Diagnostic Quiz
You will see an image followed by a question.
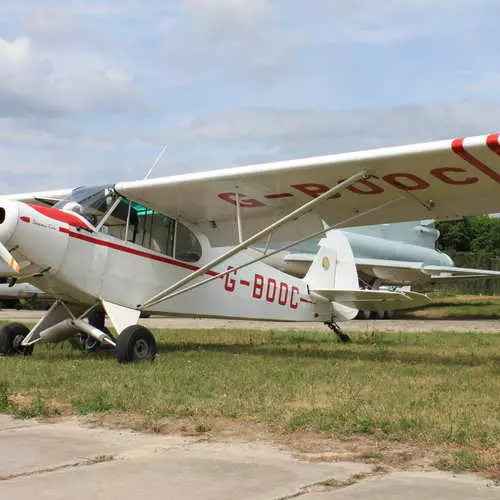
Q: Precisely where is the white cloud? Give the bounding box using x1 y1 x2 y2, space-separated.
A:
0 36 144 118
308 0 484 44
24 5 81 43
180 0 271 40
161 99 500 160
160 0 308 82
1 97 500 194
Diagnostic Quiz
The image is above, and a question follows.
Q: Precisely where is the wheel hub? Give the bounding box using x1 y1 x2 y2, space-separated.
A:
133 339 151 360
12 334 25 352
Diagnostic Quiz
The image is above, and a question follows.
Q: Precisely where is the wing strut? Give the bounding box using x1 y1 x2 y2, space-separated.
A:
139 196 405 306
139 170 369 309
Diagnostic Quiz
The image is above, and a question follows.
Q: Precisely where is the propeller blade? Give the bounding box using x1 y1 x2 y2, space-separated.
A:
0 242 20 273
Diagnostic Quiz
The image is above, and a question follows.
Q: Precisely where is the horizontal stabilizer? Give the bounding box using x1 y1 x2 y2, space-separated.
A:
310 288 430 312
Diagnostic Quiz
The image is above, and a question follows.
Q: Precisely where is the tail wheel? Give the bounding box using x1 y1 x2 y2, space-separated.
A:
0 323 33 356
115 325 156 363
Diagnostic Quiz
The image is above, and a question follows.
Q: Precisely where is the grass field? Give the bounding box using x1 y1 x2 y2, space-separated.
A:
404 294 500 319
1 325 499 478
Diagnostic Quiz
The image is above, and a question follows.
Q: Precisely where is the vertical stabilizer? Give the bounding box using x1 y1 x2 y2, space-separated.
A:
305 230 358 290
304 230 359 320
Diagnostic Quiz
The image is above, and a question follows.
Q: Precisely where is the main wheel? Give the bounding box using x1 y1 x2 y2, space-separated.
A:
0 323 33 356
115 325 156 363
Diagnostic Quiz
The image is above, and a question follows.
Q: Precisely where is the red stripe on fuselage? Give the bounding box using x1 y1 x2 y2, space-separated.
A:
59 227 219 277
27 203 92 230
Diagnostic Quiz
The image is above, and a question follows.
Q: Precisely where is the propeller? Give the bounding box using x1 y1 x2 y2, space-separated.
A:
0 242 20 273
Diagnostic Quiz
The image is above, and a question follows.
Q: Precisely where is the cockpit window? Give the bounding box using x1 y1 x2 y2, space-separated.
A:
128 202 202 262
54 185 117 228
56 187 202 262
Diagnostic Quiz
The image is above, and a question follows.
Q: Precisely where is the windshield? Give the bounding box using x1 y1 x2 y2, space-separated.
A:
54 185 117 227
55 186 202 262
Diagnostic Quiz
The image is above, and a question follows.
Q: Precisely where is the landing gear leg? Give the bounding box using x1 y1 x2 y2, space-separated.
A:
325 321 351 343
83 307 113 352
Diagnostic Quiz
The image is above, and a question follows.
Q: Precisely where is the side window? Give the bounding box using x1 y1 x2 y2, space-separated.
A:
101 199 135 240
134 208 176 257
102 200 202 262
175 222 202 262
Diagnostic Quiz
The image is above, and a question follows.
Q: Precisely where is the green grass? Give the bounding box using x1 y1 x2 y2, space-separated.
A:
0 327 499 475
435 450 486 473
406 295 500 318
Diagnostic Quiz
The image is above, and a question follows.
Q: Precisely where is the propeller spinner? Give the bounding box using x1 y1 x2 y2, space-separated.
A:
0 201 21 273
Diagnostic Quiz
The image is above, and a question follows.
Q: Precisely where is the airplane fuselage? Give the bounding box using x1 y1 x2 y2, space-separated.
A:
4 200 335 322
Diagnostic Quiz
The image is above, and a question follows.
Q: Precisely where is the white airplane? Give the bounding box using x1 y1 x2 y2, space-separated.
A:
0 133 499 362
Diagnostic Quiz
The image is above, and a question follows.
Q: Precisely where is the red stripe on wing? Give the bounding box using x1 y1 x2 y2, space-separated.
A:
451 138 500 184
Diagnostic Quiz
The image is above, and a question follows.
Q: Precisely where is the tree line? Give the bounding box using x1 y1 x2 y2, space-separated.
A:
435 216 500 294
435 216 500 259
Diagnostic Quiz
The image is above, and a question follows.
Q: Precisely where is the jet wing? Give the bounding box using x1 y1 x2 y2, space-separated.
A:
421 265 500 280
357 258 500 284
282 254 500 285
115 133 500 245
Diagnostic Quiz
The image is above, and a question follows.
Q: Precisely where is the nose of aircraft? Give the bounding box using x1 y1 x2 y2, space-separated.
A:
0 200 21 273
0 200 20 245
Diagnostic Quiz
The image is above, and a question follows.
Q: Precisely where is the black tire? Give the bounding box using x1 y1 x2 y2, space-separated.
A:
0 323 33 356
115 325 156 363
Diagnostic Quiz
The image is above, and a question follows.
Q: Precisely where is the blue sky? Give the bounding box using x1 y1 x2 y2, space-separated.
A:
1 0 500 193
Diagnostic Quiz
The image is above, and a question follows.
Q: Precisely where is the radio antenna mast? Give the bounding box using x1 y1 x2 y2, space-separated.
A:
144 144 168 180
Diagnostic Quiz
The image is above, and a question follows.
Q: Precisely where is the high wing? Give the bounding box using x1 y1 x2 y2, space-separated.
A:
0 189 72 207
115 133 500 246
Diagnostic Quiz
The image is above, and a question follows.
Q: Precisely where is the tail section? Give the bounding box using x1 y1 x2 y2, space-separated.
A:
304 230 359 320
304 230 430 320
304 230 358 291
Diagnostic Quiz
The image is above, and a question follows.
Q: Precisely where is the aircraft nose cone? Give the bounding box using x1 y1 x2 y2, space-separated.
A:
0 200 20 245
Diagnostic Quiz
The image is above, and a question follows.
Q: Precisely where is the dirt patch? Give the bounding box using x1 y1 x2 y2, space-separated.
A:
84 412 499 481
8 393 74 417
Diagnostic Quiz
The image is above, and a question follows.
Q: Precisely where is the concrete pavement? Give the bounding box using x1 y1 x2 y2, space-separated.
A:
1 309 500 333
0 415 497 499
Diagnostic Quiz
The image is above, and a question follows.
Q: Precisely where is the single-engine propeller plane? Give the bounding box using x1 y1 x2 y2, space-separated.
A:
0 133 499 362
